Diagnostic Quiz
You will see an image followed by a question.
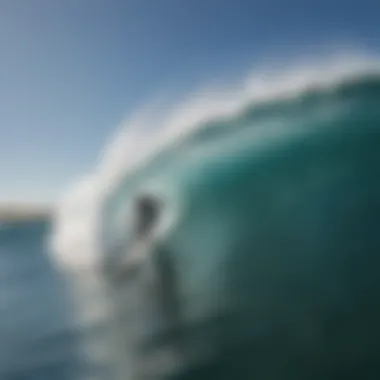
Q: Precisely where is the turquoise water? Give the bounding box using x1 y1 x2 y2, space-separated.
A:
99 73 380 379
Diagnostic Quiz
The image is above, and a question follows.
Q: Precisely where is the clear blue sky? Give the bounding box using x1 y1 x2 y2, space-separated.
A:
0 0 379 204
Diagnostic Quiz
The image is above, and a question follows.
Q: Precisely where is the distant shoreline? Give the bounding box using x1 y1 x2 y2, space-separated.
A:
0 205 52 222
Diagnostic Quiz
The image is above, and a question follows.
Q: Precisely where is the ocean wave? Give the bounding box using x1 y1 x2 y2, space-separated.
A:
49 51 380 274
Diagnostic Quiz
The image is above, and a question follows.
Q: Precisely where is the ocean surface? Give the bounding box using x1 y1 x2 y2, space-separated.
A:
0 220 80 380
2 54 380 380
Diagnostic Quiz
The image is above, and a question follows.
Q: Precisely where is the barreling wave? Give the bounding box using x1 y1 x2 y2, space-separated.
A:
48 51 380 275
46 50 380 380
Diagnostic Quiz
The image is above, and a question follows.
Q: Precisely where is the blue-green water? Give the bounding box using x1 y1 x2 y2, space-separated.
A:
6 62 380 380
0 220 80 380
98 72 380 379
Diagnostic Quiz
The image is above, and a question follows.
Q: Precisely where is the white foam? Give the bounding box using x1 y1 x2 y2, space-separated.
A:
49 50 380 274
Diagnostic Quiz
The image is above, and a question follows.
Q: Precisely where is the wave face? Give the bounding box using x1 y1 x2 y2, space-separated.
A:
50 54 380 380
